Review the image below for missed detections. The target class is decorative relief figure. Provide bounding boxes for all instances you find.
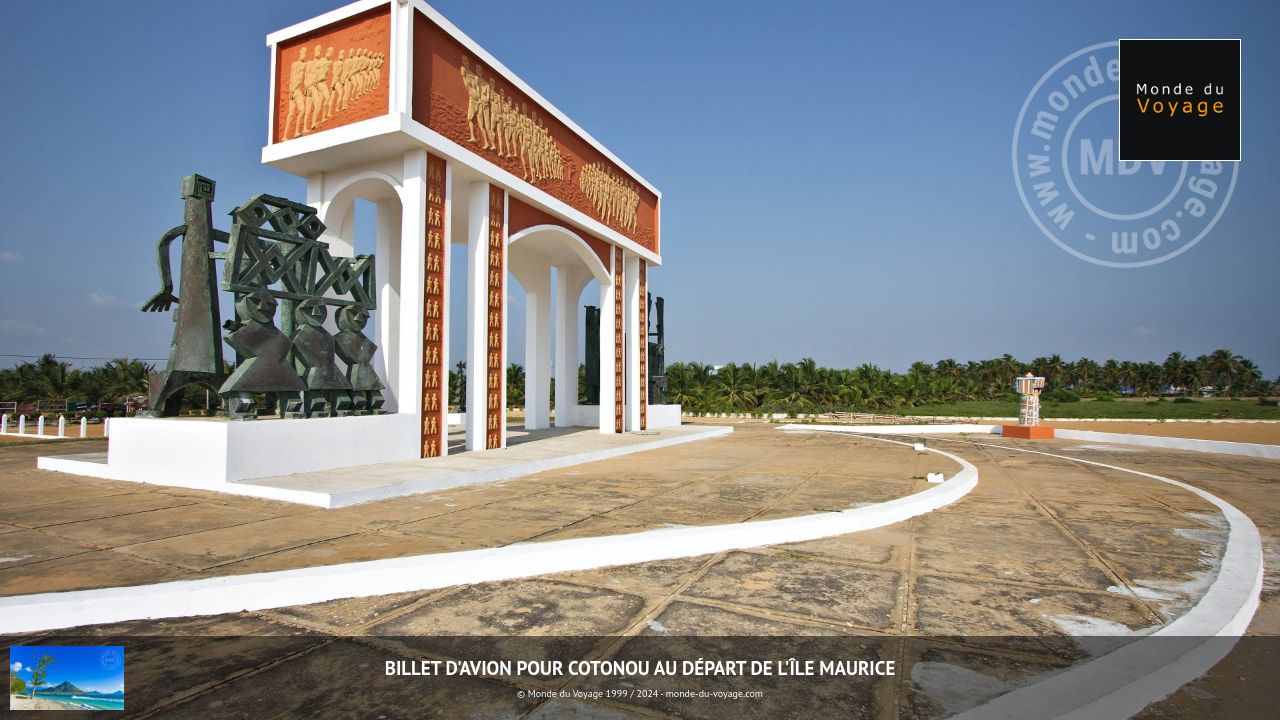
[580,163,640,233]
[283,44,385,141]
[460,55,564,184]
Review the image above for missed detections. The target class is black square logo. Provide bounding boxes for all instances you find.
[1119,39,1240,161]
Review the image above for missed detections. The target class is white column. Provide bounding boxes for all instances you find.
[624,254,642,431]
[0,414,7,434]
[79,416,87,438]
[597,270,616,434]
[389,0,413,115]
[397,149,428,418]
[554,267,589,428]
[373,196,400,410]
[57,416,66,437]
[465,181,490,450]
[438,161,453,453]
[523,265,552,430]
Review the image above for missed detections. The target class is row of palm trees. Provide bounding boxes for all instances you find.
[5,349,1272,417]
[0,354,153,413]
[664,351,1276,413]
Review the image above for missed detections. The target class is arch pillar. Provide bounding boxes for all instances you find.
[554,266,591,428]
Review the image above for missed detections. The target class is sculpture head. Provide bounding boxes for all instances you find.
[325,47,334,59]
[338,305,369,332]
[299,47,308,60]
[295,298,328,328]
[237,290,277,325]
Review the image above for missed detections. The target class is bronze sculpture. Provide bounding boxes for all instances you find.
[140,175,379,420]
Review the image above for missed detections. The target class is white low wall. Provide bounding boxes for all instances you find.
[1054,429,1280,460]
[647,404,682,429]
[38,414,420,488]
[571,404,600,427]
[564,404,681,429]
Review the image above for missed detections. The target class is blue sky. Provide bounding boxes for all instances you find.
[10,645,125,694]
[1,0,1276,376]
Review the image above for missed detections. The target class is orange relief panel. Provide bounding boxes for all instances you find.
[274,7,390,144]
[421,153,448,458]
[412,13,659,253]
[486,185,506,449]
[639,261,647,431]
[613,248,624,433]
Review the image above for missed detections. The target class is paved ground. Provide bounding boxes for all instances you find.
[0,426,949,596]
[5,426,1275,718]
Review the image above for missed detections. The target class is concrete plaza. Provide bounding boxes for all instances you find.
[3,423,1276,717]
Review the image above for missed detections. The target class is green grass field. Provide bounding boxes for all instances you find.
[897,398,1280,420]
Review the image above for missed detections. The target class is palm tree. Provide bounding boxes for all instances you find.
[1072,357,1099,393]
[1161,352,1195,395]
[711,363,756,409]
[15,354,79,402]
[1204,349,1244,395]
[506,364,526,407]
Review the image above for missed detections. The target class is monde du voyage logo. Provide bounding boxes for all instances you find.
[1013,40,1240,268]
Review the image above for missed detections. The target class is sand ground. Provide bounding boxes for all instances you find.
[9,694,84,710]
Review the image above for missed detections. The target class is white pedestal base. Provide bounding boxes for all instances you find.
[38,415,420,490]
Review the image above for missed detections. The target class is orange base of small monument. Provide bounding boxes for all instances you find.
[1002,425,1054,440]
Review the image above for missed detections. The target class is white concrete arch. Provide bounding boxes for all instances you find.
[507,223,610,283]
[506,224,612,430]
[308,168,410,415]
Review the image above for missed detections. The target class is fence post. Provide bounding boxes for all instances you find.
[36,416,45,436]
[0,413,7,434]
[17,415,25,434]
[58,416,66,438]
[104,417,111,439]
[80,416,88,438]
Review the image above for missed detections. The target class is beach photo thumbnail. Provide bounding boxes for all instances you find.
[9,645,124,711]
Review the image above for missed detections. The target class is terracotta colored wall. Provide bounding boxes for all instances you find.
[507,197,612,271]
[274,7,390,144]
[412,13,659,253]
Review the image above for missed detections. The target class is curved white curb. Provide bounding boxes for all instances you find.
[921,438,1263,720]
[0,436,977,634]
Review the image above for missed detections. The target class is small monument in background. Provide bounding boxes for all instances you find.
[1003,372,1053,439]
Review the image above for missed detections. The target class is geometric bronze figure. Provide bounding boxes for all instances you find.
[219,290,304,420]
[139,174,229,416]
[335,305,385,415]
[291,299,353,418]
[139,175,381,419]
[647,294,666,405]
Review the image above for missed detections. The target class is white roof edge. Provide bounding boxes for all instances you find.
[265,0,389,47]
[411,0,660,198]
